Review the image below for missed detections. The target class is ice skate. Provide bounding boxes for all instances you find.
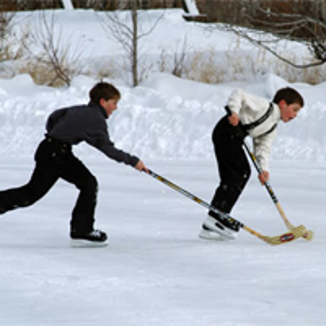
[199,215,239,241]
[70,229,109,247]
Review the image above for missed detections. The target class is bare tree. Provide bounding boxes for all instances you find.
[25,11,85,86]
[99,0,164,86]
[131,0,138,86]
[0,11,16,61]
[222,1,326,69]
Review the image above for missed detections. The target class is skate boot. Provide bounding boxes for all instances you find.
[70,229,108,247]
[199,214,240,241]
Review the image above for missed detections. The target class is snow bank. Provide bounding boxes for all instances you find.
[0,72,325,162]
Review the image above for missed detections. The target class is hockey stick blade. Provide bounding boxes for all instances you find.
[274,202,313,241]
[243,224,307,245]
[302,230,314,241]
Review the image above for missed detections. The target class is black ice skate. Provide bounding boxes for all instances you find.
[70,229,108,247]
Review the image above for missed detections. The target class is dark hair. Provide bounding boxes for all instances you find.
[272,87,304,107]
[89,82,121,105]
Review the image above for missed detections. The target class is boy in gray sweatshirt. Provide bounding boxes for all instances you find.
[0,82,147,246]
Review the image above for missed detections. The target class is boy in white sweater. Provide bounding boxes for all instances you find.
[200,87,304,240]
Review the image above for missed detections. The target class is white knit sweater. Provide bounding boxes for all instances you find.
[227,89,282,172]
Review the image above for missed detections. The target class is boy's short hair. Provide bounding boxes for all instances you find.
[89,82,121,105]
[273,87,304,107]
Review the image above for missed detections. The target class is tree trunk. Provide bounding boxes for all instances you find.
[131,0,138,86]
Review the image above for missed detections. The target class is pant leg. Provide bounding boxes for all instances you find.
[60,157,98,234]
[0,137,97,234]
[0,165,60,214]
[0,139,62,214]
[209,116,251,215]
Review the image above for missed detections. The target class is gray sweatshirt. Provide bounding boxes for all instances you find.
[46,102,139,167]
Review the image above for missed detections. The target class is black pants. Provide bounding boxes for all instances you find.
[0,137,98,234]
[209,116,251,217]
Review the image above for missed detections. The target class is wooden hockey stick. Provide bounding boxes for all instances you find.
[145,169,306,245]
[224,106,313,241]
[242,141,313,241]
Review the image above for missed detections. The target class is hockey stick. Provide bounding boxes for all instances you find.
[144,169,306,245]
[224,105,313,241]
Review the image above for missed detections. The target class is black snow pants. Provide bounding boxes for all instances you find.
[0,136,98,234]
[209,116,251,218]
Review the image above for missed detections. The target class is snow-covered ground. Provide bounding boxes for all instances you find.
[0,8,325,326]
[0,159,324,326]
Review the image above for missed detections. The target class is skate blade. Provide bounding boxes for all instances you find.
[70,239,109,248]
[199,229,236,241]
